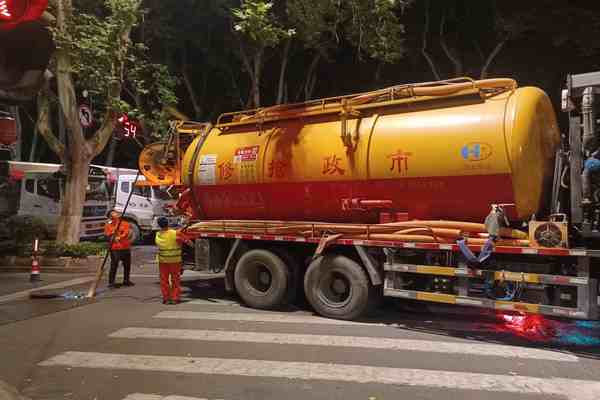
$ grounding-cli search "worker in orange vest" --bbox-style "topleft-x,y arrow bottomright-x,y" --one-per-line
104,210 -> 134,288
155,217 -> 192,304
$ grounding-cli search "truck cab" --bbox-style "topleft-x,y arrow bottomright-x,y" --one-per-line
112,174 -> 180,243
0,162 -> 110,240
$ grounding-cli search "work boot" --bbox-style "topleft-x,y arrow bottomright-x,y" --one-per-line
168,299 -> 176,305
108,283 -> 117,289
162,299 -> 168,305
123,281 -> 135,287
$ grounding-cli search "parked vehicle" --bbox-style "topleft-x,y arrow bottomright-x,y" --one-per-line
137,75 -> 600,322
94,166 -> 180,243
0,161 -> 110,240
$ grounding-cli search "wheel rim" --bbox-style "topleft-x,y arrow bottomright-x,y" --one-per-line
316,271 -> 352,308
246,262 -> 272,295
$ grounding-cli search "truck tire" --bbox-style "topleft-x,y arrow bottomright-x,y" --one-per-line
304,254 -> 371,320
234,249 -> 290,309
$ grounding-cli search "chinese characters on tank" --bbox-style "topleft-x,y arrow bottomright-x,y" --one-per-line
387,150 -> 412,174
322,154 -> 345,175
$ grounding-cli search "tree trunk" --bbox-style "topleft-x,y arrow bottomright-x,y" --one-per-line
105,137 -> 118,166
251,50 -> 263,108
421,0 -> 441,80
297,51 -> 321,102
182,66 -> 202,118
439,12 -> 463,77
276,39 -> 291,105
181,46 -> 202,118
56,149 -> 91,244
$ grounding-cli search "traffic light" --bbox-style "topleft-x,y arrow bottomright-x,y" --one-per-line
116,114 -> 142,139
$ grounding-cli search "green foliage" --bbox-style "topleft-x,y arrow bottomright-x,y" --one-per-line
6,215 -> 48,244
286,0 -> 339,52
346,0 -> 410,63
43,241 -> 108,258
287,0 -> 410,64
232,1 -> 295,49
49,0 -> 178,139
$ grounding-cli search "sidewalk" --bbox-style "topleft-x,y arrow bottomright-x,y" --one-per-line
0,245 -> 157,273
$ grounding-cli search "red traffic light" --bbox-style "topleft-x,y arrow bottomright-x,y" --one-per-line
116,113 -> 141,139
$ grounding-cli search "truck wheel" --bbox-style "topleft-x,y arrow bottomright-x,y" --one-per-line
234,249 -> 290,309
127,221 -> 141,245
304,254 -> 371,320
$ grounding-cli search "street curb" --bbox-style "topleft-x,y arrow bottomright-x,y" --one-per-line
0,266 -> 100,274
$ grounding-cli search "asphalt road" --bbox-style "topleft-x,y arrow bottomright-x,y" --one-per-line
1,248 -> 600,400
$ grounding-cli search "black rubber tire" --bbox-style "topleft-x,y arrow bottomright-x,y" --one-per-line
304,254 -> 372,320
127,221 -> 141,245
234,249 -> 290,309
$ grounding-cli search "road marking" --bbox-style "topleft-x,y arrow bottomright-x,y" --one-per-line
40,352 -> 599,400
109,327 -> 578,362
154,311 -> 374,326
123,394 -> 222,400
185,299 -> 240,306
0,277 -> 95,304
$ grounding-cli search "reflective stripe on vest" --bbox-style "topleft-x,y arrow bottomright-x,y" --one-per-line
155,229 -> 182,263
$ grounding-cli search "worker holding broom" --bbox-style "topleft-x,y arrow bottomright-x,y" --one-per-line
155,217 -> 193,304
104,210 -> 134,288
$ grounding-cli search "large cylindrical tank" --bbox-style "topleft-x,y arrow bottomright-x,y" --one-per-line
181,84 -> 560,223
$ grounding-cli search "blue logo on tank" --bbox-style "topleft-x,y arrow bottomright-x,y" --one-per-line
461,143 -> 492,161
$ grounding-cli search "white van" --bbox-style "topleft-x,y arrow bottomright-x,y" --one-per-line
0,161 -> 110,240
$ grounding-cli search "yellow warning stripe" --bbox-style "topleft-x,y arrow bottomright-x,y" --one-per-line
415,266 -> 456,276
416,292 -> 457,304
401,289 -> 541,313
494,271 -> 540,284
495,301 -> 540,313
391,264 -> 546,285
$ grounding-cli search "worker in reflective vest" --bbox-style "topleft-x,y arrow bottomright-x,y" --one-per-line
155,217 -> 192,304
104,210 -> 133,288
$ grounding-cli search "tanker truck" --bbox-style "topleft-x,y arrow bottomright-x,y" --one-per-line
138,73 -> 600,321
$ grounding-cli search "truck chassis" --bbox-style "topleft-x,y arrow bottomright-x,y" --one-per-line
190,229 -> 600,321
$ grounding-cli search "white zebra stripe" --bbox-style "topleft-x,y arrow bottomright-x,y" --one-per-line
185,299 -> 240,306
154,311 -> 375,326
40,352 -> 599,400
122,395 -> 218,400
109,327 -> 578,362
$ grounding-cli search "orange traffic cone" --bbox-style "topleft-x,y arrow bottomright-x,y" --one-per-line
30,257 -> 41,282
30,238 -> 40,282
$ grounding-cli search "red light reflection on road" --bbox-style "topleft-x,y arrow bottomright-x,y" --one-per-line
495,311 -> 556,341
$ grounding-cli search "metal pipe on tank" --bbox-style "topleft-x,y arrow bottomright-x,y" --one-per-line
582,87 -> 596,153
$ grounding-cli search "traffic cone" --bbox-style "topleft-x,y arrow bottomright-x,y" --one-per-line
30,238 -> 41,282
30,257 -> 41,282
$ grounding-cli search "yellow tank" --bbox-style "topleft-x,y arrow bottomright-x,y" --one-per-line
180,79 -> 560,223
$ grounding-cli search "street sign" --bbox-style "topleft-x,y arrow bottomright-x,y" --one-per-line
78,104 -> 93,128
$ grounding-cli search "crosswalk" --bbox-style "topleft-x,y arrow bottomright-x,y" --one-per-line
37,299 -> 599,400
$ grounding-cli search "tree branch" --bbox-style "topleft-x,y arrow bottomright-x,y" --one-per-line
87,25 -> 133,158
181,44 -> 202,118
480,37 -> 508,79
439,12 -> 462,77
277,38 -> 292,105
36,79 -> 66,162
421,0 -> 441,80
